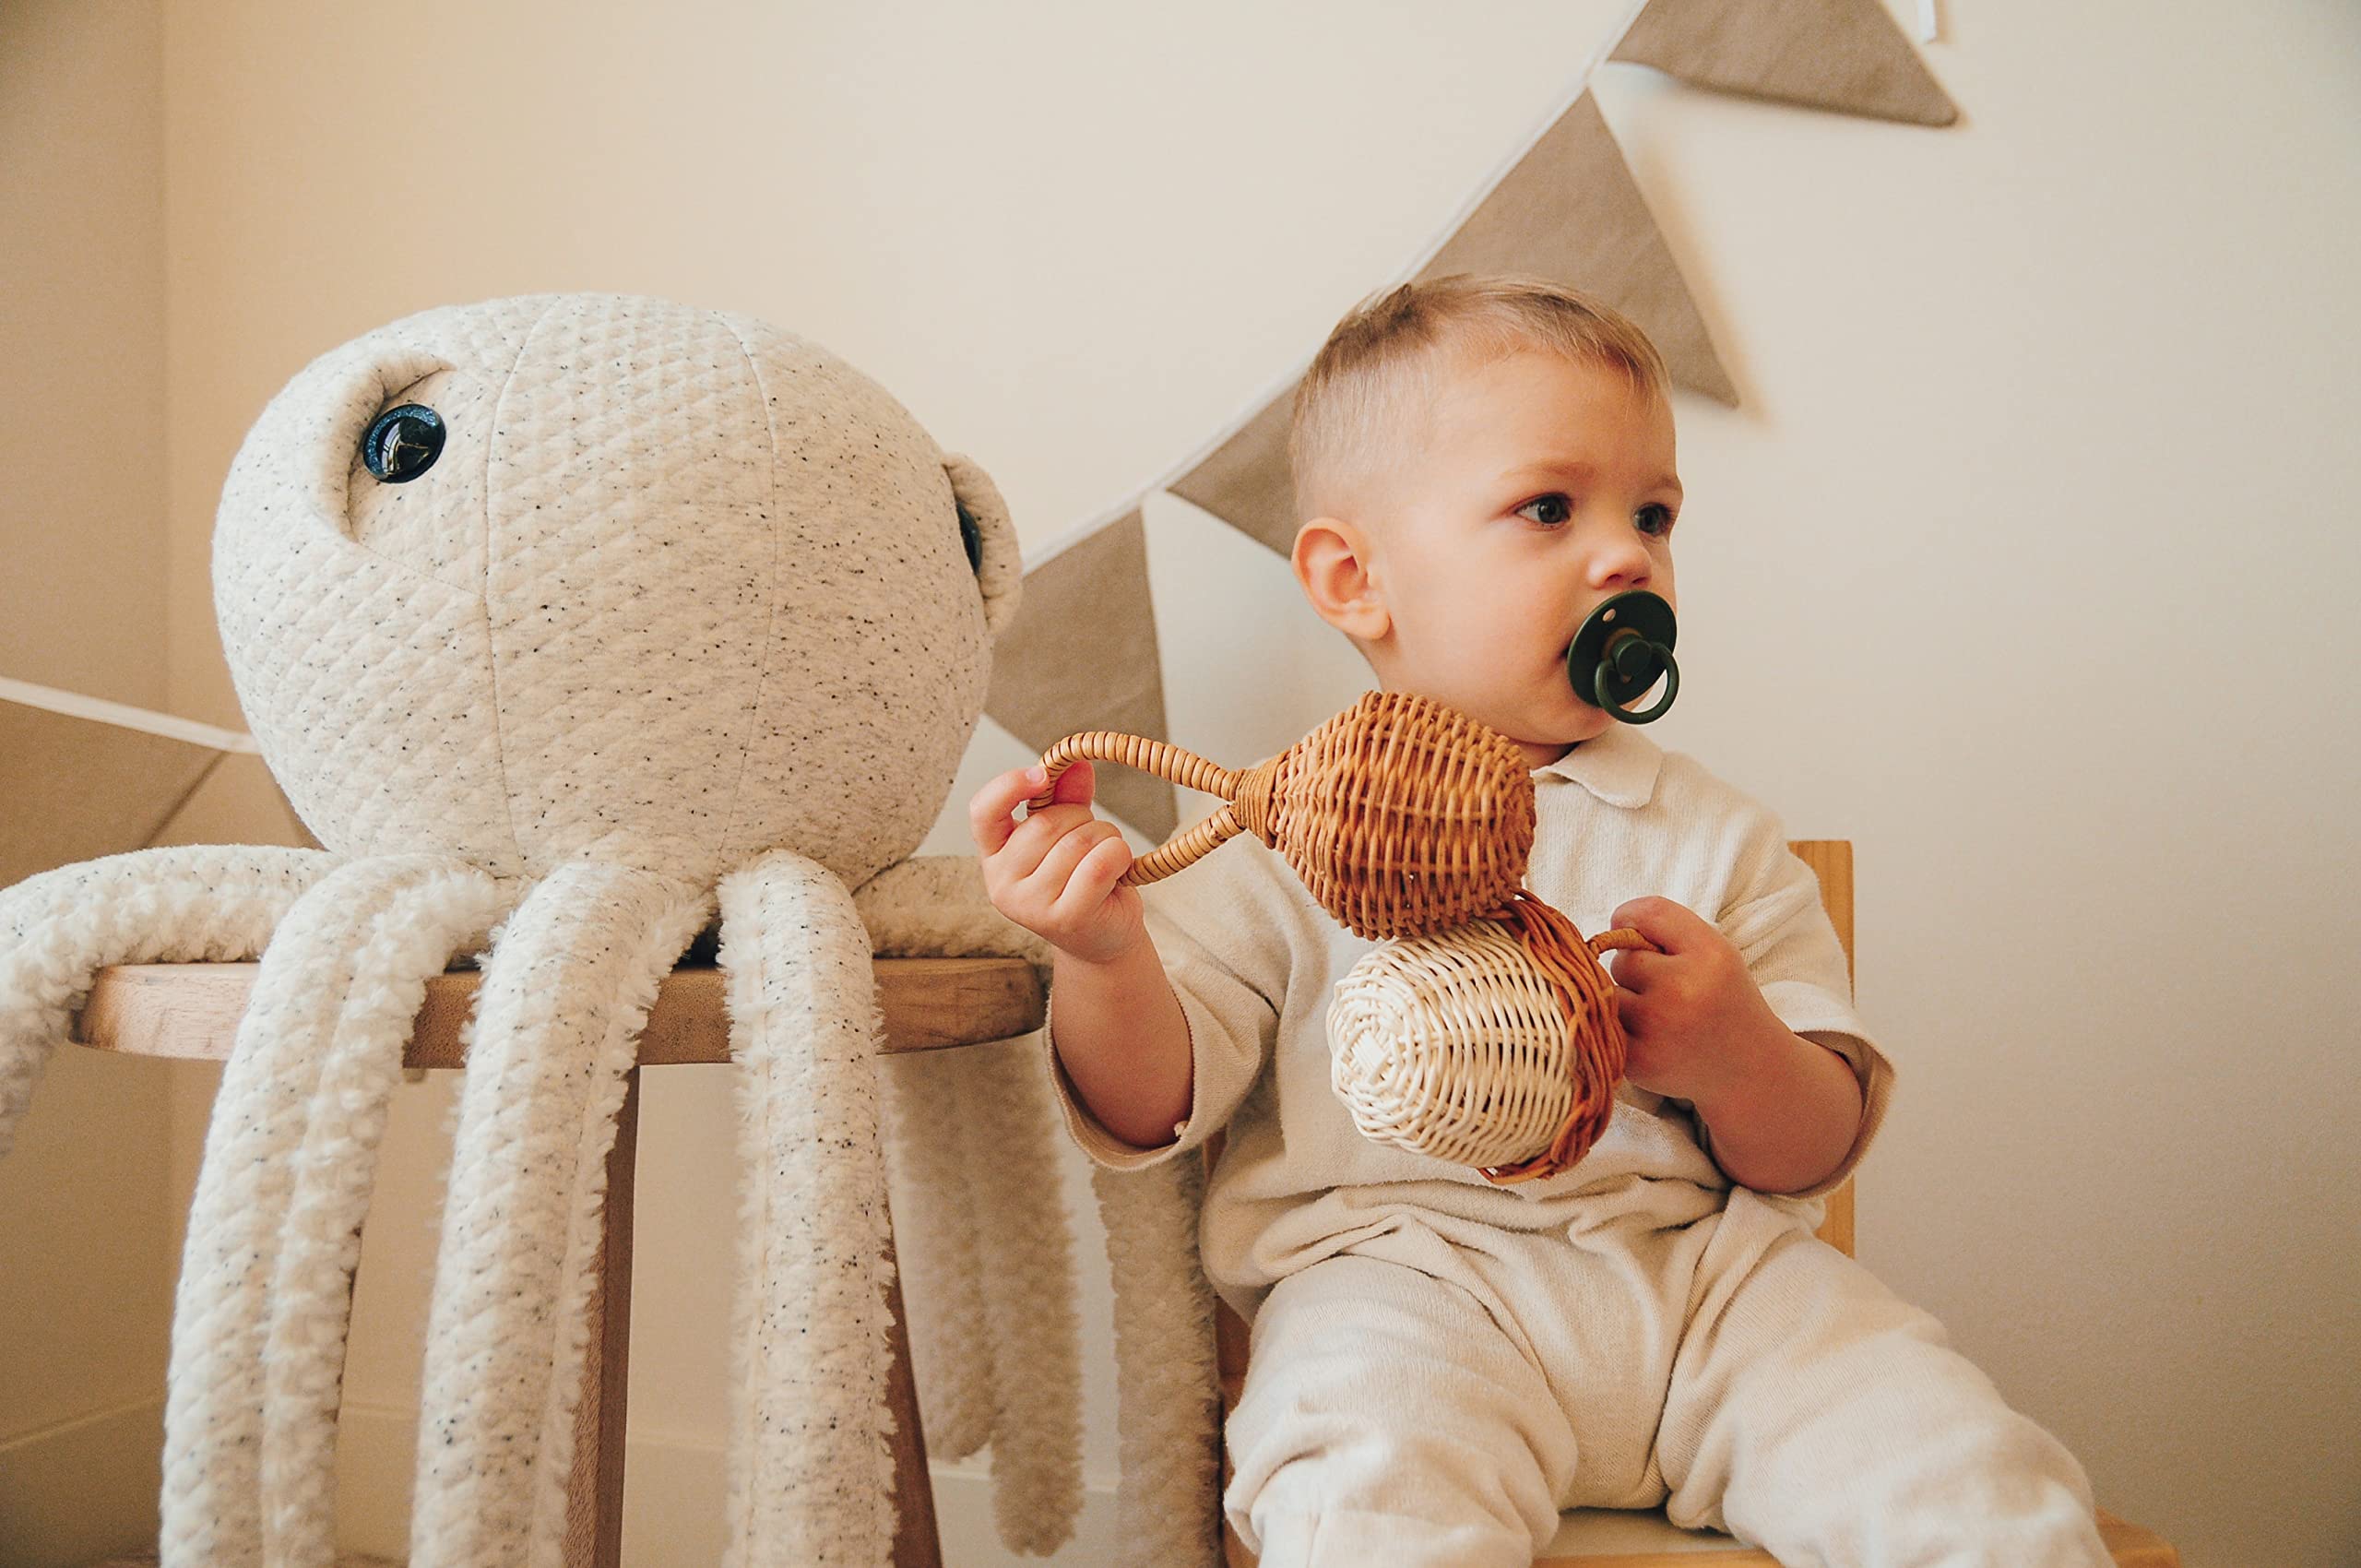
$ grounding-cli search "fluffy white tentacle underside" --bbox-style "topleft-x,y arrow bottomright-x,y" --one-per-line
257,858 -> 516,1567
162,854 -> 509,1568
1096,1158 -> 1223,1568
718,849 -> 903,1568
409,862 -> 710,1568
878,1050 -> 999,1461
0,845 -> 334,1164
858,855 -> 1086,1554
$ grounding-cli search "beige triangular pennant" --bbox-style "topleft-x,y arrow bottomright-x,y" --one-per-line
1164,391 -> 1299,559
1417,89 -> 1738,406
1170,89 -> 1736,555
152,751 -> 319,852
985,509 -> 1179,840
1612,0 -> 1959,126
0,677 -> 315,887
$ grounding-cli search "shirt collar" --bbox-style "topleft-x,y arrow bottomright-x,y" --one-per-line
1533,719 -> 1665,809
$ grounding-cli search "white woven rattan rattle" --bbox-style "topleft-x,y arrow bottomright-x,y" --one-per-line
1029,690 -> 1654,1182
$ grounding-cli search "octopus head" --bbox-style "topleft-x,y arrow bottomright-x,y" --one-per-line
212,294 -> 1021,889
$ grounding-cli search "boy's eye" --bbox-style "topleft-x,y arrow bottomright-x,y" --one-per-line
1516,493 -> 1572,528
1635,503 -> 1676,537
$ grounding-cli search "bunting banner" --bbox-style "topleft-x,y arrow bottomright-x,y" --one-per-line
1414,90 -> 1738,405
1612,0 -> 1960,125
985,0 -> 1953,808
986,509 -> 1179,838
0,676 -> 314,887
1166,87 -> 1735,557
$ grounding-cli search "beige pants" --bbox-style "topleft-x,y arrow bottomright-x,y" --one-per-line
1225,1187 -> 2109,1568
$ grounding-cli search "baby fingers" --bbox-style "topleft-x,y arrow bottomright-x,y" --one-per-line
1050,830 -> 1133,922
1026,818 -> 1122,899
969,766 -> 1045,856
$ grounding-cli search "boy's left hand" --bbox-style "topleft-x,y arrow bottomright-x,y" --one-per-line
1603,896 -> 1791,1107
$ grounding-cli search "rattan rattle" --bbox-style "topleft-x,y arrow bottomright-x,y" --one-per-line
1028,689 -> 1654,1182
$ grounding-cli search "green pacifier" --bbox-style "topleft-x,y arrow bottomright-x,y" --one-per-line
1566,589 -> 1679,725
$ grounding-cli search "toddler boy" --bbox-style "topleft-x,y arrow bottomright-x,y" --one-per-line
969,276 -> 2109,1566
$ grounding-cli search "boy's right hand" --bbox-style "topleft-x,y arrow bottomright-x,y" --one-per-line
970,759 -> 1145,967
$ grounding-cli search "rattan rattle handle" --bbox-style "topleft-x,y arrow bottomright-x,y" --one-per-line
1029,731 -> 1245,885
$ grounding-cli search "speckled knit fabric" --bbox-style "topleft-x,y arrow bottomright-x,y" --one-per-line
1093,1158 -> 1224,1568
860,853 -> 1089,1552
718,850 -> 899,1565
163,856 -> 510,1568
0,846 -> 332,1164
258,860 -> 515,1567
881,1049 -> 1003,1461
208,296 -> 1045,1565
213,295 -> 1022,891
409,865 -> 711,1568
5,294 -> 1081,1568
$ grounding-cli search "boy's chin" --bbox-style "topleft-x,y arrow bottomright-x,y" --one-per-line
1494,707 -> 1610,768
1546,702 -> 1616,747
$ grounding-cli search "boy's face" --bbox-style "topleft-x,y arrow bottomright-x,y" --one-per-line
1321,350 -> 1680,768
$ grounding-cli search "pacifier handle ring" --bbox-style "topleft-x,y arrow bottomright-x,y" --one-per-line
1030,731 -> 1244,885
1594,639 -> 1680,725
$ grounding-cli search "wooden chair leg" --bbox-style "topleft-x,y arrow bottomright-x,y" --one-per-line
883,1215 -> 943,1568
551,1066 -> 942,1568
563,1068 -> 639,1568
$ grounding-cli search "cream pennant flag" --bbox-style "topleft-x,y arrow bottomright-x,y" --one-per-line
0,675 -> 315,887
1164,386 -> 1300,560
985,508 -> 1179,839
1611,0 -> 1959,126
1414,89 -> 1737,405
1170,86 -> 1736,554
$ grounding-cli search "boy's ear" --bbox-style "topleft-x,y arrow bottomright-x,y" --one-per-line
1291,517 -> 1391,642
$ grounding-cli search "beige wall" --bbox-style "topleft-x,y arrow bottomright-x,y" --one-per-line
0,4 -> 180,1563
0,0 -> 2346,1563
2,0 -> 170,709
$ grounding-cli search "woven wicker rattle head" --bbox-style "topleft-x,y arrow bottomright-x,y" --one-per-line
1328,893 -> 1649,1181
1031,690 -> 1655,1182
1032,689 -> 1535,939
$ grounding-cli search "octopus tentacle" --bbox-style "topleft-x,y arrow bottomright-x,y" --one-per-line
0,845 -> 335,1163
408,862 -> 710,1568
161,853 -> 485,1567
858,854 -> 1085,1549
718,849 -> 898,1568
1094,1158 -> 1223,1568
850,854 -> 1050,970
256,859 -> 514,1568
958,1046 -> 1084,1554
877,1048 -> 1000,1460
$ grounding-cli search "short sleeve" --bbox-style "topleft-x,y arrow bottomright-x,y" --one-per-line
1710,811 -> 1893,1199
1043,837 -> 1287,1170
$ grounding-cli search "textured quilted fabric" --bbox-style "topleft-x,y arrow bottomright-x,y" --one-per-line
0,295 -> 1099,1568
213,294 -> 1021,889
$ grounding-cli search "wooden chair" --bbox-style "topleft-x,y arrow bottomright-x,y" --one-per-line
72,952 -> 1046,1568
1213,843 -> 2181,1568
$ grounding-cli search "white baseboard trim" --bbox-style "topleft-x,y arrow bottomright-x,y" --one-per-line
335,1404 -> 1121,1567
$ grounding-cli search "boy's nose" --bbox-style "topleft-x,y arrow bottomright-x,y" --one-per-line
1586,535 -> 1652,588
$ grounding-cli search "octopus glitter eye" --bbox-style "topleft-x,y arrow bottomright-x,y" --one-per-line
362,403 -> 446,483
956,499 -> 984,574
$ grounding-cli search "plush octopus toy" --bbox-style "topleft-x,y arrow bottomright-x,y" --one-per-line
0,294 -> 1186,1567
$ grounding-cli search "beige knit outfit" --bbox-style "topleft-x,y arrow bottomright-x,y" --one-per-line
1047,720 -> 2111,1567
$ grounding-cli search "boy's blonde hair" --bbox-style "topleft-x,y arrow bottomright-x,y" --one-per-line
1288,274 -> 1668,521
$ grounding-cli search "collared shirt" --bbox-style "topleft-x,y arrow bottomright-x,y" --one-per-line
1045,720 -> 1891,1316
